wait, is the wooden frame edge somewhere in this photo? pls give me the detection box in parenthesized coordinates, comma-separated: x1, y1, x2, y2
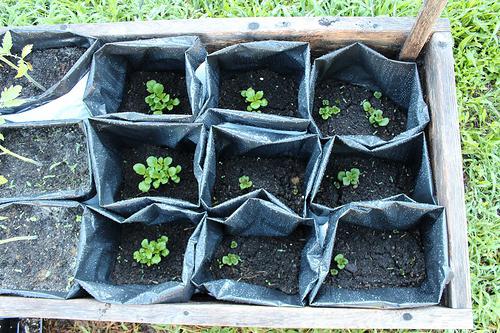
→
(425, 31, 473, 310)
(0, 298, 473, 329)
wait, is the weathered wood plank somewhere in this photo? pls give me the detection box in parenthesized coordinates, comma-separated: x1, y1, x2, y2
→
(0, 17, 450, 52)
(425, 31, 472, 310)
(399, 0, 448, 60)
(0, 297, 473, 329)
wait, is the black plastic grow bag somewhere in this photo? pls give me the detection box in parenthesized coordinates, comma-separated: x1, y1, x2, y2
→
(0, 29, 99, 115)
(83, 36, 206, 121)
(309, 132, 435, 215)
(197, 41, 311, 130)
(309, 42, 429, 145)
(200, 123, 322, 217)
(0, 201, 92, 299)
(191, 198, 323, 306)
(87, 118, 206, 215)
(76, 204, 205, 304)
(308, 199, 450, 308)
(0, 119, 94, 204)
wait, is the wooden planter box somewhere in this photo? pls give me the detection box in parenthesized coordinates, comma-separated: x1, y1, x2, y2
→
(0, 15, 473, 330)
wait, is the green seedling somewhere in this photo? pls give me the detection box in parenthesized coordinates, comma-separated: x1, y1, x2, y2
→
(220, 253, 241, 268)
(0, 175, 7, 186)
(133, 156, 182, 193)
(240, 87, 268, 112)
(361, 99, 389, 127)
(334, 254, 349, 269)
(373, 91, 382, 99)
(133, 235, 169, 266)
(330, 268, 339, 276)
(0, 31, 46, 108)
(337, 168, 360, 188)
(145, 80, 180, 115)
(239, 175, 253, 190)
(0, 116, 42, 167)
(230, 241, 238, 249)
(319, 99, 341, 120)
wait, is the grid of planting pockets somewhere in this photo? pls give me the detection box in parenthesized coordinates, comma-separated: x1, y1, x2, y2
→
(0, 29, 449, 308)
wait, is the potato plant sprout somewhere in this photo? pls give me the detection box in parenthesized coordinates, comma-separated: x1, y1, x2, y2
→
(240, 87, 268, 112)
(145, 80, 180, 115)
(133, 236, 169, 267)
(133, 156, 182, 193)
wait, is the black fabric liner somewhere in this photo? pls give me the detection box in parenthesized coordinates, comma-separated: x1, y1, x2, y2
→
(86, 118, 206, 216)
(0, 201, 89, 299)
(308, 199, 450, 308)
(0, 119, 94, 204)
(191, 198, 323, 306)
(309, 42, 429, 146)
(76, 204, 205, 304)
(0, 29, 99, 115)
(200, 123, 322, 218)
(83, 36, 206, 121)
(197, 41, 311, 131)
(309, 132, 435, 215)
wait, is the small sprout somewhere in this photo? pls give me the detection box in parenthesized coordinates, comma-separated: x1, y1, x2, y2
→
(337, 168, 360, 188)
(319, 99, 341, 120)
(230, 241, 238, 249)
(330, 268, 339, 276)
(133, 156, 182, 193)
(133, 235, 169, 267)
(144, 80, 180, 115)
(240, 87, 268, 112)
(75, 215, 82, 222)
(373, 91, 382, 99)
(220, 253, 241, 267)
(334, 254, 349, 270)
(0, 175, 7, 186)
(239, 175, 253, 190)
(361, 99, 389, 127)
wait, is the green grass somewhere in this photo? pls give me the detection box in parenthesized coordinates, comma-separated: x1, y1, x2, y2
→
(1, 0, 498, 332)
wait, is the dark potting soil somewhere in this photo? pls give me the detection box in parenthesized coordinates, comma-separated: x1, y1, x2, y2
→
(313, 79, 407, 139)
(0, 204, 83, 292)
(110, 220, 196, 285)
(324, 223, 426, 289)
(119, 144, 198, 203)
(118, 71, 190, 115)
(213, 155, 307, 214)
(315, 156, 416, 207)
(0, 124, 91, 199)
(0, 47, 86, 98)
(218, 69, 300, 117)
(209, 226, 310, 294)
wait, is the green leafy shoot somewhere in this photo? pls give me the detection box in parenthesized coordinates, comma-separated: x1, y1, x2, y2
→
(361, 99, 389, 127)
(220, 253, 241, 268)
(0, 175, 7, 186)
(0, 115, 42, 166)
(330, 268, 339, 276)
(240, 87, 268, 112)
(319, 99, 341, 120)
(373, 91, 382, 99)
(0, 31, 46, 93)
(144, 80, 180, 115)
(133, 156, 182, 193)
(337, 168, 360, 188)
(133, 235, 169, 266)
(0, 85, 23, 108)
(334, 254, 349, 270)
(230, 240, 238, 249)
(239, 175, 253, 190)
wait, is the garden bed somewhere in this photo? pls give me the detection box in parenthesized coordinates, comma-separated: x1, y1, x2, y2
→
(0, 16, 472, 330)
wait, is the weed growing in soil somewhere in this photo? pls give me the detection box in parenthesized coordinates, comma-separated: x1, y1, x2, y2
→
(330, 253, 349, 276)
(133, 235, 169, 267)
(336, 168, 361, 189)
(133, 156, 182, 193)
(230, 241, 238, 249)
(219, 253, 241, 268)
(0, 31, 46, 107)
(238, 175, 253, 190)
(373, 91, 382, 99)
(144, 80, 180, 115)
(240, 87, 268, 112)
(362, 100, 389, 127)
(319, 99, 341, 120)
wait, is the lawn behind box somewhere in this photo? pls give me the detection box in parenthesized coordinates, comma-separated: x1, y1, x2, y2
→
(1, 0, 498, 331)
